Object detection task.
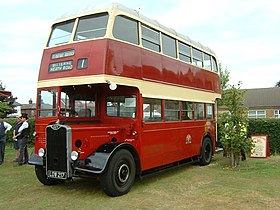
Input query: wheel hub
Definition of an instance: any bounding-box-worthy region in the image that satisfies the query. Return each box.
[118,163,130,183]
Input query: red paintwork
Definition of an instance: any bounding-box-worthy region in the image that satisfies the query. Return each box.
[35,38,219,172]
[38,39,221,94]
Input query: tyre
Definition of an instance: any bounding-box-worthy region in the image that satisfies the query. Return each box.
[199,137,213,166]
[35,165,65,185]
[100,149,136,197]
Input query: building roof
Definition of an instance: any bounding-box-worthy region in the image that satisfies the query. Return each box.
[243,87,280,108]
[13,101,21,107]
[21,103,36,110]
[0,90,11,97]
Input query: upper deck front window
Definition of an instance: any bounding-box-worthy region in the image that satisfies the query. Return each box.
[74,13,109,41]
[47,13,109,47]
[48,20,75,47]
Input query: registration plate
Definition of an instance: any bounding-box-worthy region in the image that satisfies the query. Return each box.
[47,170,67,179]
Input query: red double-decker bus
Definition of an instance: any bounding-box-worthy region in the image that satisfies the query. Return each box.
[29,4,221,196]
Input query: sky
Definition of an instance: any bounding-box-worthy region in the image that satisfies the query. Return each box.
[1,0,279,104]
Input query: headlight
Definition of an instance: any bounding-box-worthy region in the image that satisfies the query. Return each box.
[71,151,79,161]
[38,148,45,157]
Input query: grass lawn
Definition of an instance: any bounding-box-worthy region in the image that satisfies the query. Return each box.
[1,147,280,210]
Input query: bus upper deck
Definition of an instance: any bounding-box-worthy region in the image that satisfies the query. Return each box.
[38,3,220,103]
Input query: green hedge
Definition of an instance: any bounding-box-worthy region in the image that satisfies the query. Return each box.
[3,118,35,145]
[248,119,280,155]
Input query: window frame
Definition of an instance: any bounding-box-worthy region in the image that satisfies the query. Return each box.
[162,33,177,58]
[143,98,162,122]
[74,12,109,41]
[203,53,212,70]
[206,104,214,119]
[181,101,194,120]
[48,20,76,47]
[248,110,266,119]
[106,95,137,118]
[274,110,280,118]
[178,41,191,63]
[192,48,203,67]
[38,89,58,118]
[195,103,205,120]
[113,15,139,45]
[164,100,180,121]
[141,25,161,52]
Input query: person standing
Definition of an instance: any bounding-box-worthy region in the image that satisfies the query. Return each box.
[0,119,12,165]
[12,116,23,162]
[16,113,29,166]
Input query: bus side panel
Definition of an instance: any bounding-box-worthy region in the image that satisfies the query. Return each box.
[141,121,206,171]
[142,49,163,82]
[141,123,164,170]
[106,40,142,79]
[104,40,220,94]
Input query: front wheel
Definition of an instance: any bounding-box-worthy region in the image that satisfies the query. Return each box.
[35,165,65,185]
[199,137,213,166]
[100,149,136,197]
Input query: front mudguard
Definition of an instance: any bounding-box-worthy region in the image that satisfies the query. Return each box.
[74,142,139,175]
[28,150,43,166]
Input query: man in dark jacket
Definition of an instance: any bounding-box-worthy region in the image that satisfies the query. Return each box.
[12,116,23,162]
[14,114,29,166]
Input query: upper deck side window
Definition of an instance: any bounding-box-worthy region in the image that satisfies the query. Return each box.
[162,34,177,58]
[48,20,75,47]
[178,42,191,63]
[113,15,139,45]
[212,57,218,73]
[141,25,160,52]
[74,13,109,41]
[192,48,203,67]
[203,53,212,70]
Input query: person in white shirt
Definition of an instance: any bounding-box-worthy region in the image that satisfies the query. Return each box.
[0,120,12,165]
[12,116,23,162]
[15,113,29,166]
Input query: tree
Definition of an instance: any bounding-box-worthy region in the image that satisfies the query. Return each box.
[218,82,252,167]
[219,64,230,91]
[0,81,17,118]
[218,64,230,106]
[275,80,280,87]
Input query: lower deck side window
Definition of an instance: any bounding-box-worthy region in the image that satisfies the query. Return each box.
[196,103,205,120]
[107,95,136,118]
[143,98,162,122]
[143,98,214,122]
[182,102,194,120]
[165,100,180,121]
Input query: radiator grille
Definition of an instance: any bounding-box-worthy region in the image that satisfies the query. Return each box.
[46,125,71,178]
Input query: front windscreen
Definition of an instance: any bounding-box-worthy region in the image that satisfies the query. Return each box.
[38,89,58,118]
[60,85,95,118]
[48,20,75,47]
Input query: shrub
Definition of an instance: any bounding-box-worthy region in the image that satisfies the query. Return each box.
[248,119,280,155]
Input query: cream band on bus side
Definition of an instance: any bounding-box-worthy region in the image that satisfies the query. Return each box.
[37,74,220,103]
